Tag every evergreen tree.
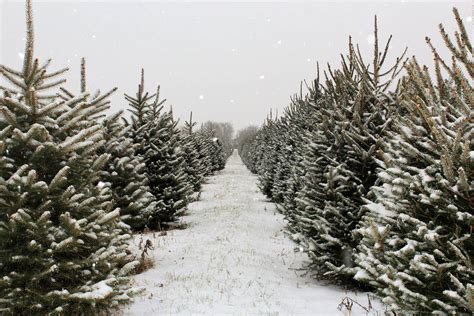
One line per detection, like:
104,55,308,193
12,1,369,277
355,8,473,313
101,111,157,230
194,130,214,176
302,27,405,284
58,58,158,231
125,73,191,226
182,112,206,193
0,2,137,313
253,114,282,199
200,126,226,173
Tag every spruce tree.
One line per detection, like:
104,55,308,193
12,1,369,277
355,8,473,313
58,59,157,231
200,126,227,172
125,73,191,226
0,1,137,313
101,111,157,230
253,114,281,199
182,112,206,193
194,130,214,176
292,22,407,285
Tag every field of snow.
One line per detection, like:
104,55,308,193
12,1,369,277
124,151,381,315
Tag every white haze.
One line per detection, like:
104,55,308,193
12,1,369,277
0,0,471,129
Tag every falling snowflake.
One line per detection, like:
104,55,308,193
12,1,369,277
307,58,311,62
259,75,265,80
18,52,24,60
230,99,235,103
199,95,204,100
367,34,375,45
92,34,97,39
467,16,472,22
277,40,282,45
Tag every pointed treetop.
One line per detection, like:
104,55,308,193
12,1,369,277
139,68,145,95
373,15,379,83
23,0,34,77
81,57,86,93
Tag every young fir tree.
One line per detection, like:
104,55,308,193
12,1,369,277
355,8,473,313
59,59,158,231
125,73,191,226
101,111,157,230
193,130,214,177
182,112,206,192
200,126,227,172
291,21,406,285
253,113,282,199
0,1,137,314
275,81,321,216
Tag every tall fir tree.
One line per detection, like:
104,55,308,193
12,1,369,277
125,72,192,227
101,111,157,230
182,112,206,193
354,8,473,313
58,58,158,231
0,1,137,314
297,25,406,284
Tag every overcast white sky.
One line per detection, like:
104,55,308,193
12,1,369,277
1,1,471,130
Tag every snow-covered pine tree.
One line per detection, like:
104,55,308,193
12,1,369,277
292,21,406,285
0,1,137,314
253,113,282,199
275,80,322,215
58,58,158,231
193,130,214,177
281,79,323,233
101,111,157,230
355,8,473,313
182,112,206,192
210,137,226,172
235,125,259,172
125,74,191,226
200,126,226,173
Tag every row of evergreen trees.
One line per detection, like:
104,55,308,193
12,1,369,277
240,9,472,314
0,1,228,314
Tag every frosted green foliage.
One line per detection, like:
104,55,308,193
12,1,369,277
253,116,281,199
126,75,192,226
57,59,157,231
143,109,192,225
182,113,206,192
0,1,137,314
101,112,157,230
355,8,473,313
200,127,227,173
286,20,405,285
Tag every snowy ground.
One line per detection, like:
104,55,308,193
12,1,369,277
124,151,381,315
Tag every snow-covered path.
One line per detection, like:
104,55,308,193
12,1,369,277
124,151,375,315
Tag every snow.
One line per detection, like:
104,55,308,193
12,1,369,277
125,151,381,315
69,280,113,301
